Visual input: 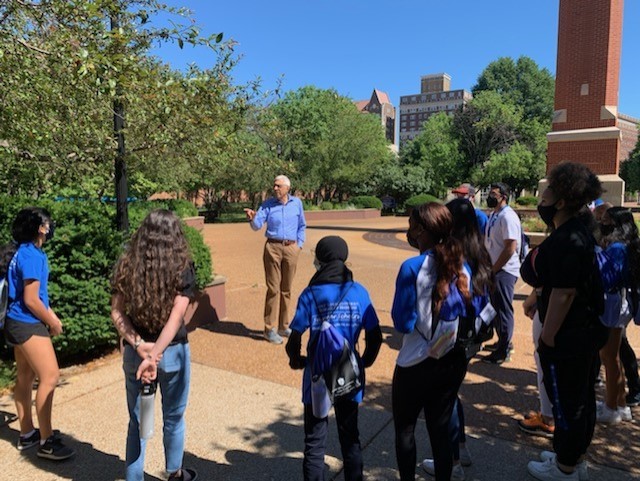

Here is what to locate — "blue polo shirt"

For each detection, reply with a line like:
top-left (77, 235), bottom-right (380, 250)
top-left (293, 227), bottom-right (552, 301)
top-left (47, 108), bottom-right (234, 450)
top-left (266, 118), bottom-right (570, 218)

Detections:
top-left (250, 196), bottom-right (306, 247)
top-left (290, 281), bottom-right (380, 404)
top-left (7, 243), bottom-right (50, 324)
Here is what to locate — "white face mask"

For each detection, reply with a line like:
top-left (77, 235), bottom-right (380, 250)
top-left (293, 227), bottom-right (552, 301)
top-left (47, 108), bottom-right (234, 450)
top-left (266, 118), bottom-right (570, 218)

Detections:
top-left (313, 258), bottom-right (322, 271)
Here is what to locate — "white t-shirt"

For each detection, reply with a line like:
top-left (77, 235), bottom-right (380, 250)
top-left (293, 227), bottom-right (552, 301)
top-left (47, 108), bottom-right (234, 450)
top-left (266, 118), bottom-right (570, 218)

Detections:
top-left (484, 205), bottom-right (522, 277)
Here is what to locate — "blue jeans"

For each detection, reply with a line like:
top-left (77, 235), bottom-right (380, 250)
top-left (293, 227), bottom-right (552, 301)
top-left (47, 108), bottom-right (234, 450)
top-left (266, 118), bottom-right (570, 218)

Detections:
top-left (123, 343), bottom-right (191, 481)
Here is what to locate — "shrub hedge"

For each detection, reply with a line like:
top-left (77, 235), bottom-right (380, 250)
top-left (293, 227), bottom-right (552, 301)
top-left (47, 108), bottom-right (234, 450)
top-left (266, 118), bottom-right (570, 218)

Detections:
top-left (349, 196), bottom-right (383, 210)
top-left (515, 196), bottom-right (538, 207)
top-left (404, 194), bottom-right (441, 212)
top-left (0, 196), bottom-right (212, 361)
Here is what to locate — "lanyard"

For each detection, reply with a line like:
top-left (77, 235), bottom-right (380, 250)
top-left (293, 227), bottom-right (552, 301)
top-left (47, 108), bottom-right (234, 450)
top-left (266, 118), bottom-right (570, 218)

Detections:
top-left (487, 206), bottom-right (506, 238)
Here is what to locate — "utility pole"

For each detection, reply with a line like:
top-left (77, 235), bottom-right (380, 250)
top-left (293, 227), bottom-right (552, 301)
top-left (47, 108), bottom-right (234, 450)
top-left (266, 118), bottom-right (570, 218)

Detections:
top-left (111, 11), bottom-right (129, 232)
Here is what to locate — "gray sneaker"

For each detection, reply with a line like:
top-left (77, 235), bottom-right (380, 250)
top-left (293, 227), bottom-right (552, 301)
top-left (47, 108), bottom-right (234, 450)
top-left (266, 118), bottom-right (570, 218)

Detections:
top-left (278, 328), bottom-right (292, 338)
top-left (264, 329), bottom-right (283, 344)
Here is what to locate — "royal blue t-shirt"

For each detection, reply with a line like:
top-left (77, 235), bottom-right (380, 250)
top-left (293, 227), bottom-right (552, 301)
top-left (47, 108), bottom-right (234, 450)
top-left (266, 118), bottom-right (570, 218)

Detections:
top-left (290, 281), bottom-right (380, 404)
top-left (7, 243), bottom-right (50, 324)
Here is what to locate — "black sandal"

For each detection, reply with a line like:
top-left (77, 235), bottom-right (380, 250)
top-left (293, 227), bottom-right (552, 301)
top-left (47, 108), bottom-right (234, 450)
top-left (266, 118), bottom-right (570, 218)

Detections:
top-left (168, 468), bottom-right (197, 481)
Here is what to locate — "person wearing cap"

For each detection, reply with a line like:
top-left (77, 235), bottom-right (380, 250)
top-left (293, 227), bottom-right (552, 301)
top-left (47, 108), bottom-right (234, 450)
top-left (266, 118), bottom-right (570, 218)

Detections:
top-left (286, 235), bottom-right (382, 481)
top-left (245, 175), bottom-right (307, 344)
top-left (452, 183), bottom-right (488, 235)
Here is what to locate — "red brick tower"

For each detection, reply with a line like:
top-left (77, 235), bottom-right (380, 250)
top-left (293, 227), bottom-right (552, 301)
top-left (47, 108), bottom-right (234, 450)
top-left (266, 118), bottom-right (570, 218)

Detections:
top-left (545, 0), bottom-right (625, 203)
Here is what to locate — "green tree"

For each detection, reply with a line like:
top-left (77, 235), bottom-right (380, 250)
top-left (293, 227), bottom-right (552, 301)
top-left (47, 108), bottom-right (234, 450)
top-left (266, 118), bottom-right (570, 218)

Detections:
top-left (0, 0), bottom-right (231, 200)
top-left (401, 113), bottom-right (465, 197)
top-left (270, 86), bottom-right (391, 202)
top-left (453, 90), bottom-right (522, 169)
top-left (475, 141), bottom-right (545, 196)
top-left (621, 133), bottom-right (640, 192)
top-left (473, 56), bottom-right (555, 123)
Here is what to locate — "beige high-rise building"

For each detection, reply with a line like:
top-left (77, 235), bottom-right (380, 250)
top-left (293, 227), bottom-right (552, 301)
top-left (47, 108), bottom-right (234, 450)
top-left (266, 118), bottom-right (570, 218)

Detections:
top-left (399, 73), bottom-right (472, 148)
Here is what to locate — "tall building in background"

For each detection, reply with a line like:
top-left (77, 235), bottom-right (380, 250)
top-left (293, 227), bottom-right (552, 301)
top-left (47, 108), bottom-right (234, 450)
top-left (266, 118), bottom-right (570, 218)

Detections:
top-left (355, 89), bottom-right (396, 145)
top-left (398, 73), bottom-right (472, 148)
top-left (619, 113), bottom-right (639, 162)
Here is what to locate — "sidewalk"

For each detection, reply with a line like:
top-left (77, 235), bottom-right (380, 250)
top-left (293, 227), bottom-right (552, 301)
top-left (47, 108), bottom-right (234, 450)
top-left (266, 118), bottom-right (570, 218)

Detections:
top-left (1, 217), bottom-right (638, 480)
top-left (0, 358), bottom-right (634, 480)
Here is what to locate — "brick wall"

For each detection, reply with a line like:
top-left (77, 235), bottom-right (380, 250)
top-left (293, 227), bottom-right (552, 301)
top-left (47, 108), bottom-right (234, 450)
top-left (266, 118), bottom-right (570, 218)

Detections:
top-left (553, 0), bottom-right (623, 132)
top-left (547, 139), bottom-right (620, 175)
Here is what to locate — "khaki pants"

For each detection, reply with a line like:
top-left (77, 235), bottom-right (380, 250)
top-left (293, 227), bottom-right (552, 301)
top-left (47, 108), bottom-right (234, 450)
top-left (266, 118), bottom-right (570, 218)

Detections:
top-left (263, 241), bottom-right (301, 331)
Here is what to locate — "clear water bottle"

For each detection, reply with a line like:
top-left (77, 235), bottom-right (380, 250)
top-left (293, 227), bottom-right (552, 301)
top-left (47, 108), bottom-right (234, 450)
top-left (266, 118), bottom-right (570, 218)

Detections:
top-left (139, 381), bottom-right (157, 439)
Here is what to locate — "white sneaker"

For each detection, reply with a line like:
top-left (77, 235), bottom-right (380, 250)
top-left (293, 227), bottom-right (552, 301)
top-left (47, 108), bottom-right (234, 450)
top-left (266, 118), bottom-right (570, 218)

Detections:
top-left (540, 451), bottom-right (589, 481)
top-left (596, 404), bottom-right (622, 424)
top-left (421, 458), bottom-right (465, 480)
top-left (618, 405), bottom-right (632, 421)
top-left (459, 444), bottom-right (472, 467)
top-left (527, 458), bottom-right (578, 480)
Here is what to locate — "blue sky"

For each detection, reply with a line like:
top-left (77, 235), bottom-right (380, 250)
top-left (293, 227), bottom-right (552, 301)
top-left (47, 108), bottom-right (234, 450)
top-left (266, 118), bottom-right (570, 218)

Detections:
top-left (155, 0), bottom-right (640, 118)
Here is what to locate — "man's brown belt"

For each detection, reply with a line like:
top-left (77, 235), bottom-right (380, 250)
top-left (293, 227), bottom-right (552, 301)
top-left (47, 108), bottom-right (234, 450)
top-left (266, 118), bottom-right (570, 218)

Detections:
top-left (267, 238), bottom-right (296, 246)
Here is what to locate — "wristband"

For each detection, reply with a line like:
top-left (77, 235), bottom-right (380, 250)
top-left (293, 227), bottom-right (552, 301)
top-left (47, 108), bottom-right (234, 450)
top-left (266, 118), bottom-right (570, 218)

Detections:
top-left (134, 338), bottom-right (144, 350)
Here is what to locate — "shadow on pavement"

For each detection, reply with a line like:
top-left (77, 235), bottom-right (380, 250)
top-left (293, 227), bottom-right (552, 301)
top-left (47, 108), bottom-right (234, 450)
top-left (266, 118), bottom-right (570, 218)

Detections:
top-left (0, 423), bottom-right (154, 481)
top-left (199, 318), bottom-right (264, 342)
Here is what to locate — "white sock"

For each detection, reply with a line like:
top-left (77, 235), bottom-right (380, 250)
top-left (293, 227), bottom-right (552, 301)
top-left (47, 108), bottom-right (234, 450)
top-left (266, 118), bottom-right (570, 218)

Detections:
top-left (20, 429), bottom-right (36, 439)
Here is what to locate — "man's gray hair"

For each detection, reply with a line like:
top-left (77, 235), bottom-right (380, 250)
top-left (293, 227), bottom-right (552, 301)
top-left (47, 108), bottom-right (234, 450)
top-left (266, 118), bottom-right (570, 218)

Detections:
top-left (275, 175), bottom-right (291, 187)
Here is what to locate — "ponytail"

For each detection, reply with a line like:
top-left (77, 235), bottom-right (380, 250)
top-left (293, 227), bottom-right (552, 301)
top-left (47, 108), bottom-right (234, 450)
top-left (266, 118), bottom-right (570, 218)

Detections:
top-left (432, 237), bottom-right (471, 318)
top-left (0, 242), bottom-right (18, 278)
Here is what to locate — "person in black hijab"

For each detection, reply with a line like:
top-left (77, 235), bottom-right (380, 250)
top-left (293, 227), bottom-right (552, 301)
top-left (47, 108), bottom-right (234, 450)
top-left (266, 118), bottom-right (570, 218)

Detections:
top-left (286, 235), bottom-right (382, 481)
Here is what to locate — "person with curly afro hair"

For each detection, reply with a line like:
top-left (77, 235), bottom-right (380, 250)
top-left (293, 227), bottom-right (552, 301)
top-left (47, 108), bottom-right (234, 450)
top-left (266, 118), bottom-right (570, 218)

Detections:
top-left (523, 162), bottom-right (608, 481)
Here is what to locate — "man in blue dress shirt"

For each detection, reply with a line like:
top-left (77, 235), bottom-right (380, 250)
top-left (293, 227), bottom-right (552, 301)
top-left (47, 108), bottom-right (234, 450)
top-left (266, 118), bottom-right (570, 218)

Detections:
top-left (452, 183), bottom-right (488, 236)
top-left (245, 175), bottom-right (307, 344)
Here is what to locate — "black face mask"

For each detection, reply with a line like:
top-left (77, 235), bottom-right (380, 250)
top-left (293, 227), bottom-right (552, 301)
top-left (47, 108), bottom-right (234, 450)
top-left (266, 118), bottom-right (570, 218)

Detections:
top-left (407, 231), bottom-right (419, 249)
top-left (486, 196), bottom-right (499, 208)
top-left (599, 223), bottom-right (615, 237)
top-left (45, 223), bottom-right (55, 241)
top-left (537, 203), bottom-right (557, 227)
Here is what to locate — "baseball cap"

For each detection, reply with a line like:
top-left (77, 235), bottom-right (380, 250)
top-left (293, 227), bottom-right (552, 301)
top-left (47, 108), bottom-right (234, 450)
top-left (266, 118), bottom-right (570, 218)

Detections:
top-left (452, 183), bottom-right (475, 196)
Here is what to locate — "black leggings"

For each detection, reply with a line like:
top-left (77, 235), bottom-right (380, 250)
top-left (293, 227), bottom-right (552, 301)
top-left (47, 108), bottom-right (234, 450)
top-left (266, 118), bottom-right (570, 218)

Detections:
top-left (392, 348), bottom-right (468, 481)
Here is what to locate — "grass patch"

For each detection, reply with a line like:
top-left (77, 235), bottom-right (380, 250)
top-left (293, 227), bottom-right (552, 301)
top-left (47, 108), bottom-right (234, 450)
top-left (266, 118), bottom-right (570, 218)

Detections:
top-left (0, 359), bottom-right (16, 392)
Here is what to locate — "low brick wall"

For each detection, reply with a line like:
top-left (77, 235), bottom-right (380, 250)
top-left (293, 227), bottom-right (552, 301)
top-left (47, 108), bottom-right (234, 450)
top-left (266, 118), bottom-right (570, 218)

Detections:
top-left (185, 275), bottom-right (227, 329)
top-left (183, 216), bottom-right (205, 231)
top-left (304, 208), bottom-right (380, 221)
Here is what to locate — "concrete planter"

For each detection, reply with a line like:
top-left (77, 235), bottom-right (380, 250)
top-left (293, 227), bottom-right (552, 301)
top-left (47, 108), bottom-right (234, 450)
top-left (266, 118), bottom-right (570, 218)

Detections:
top-left (304, 208), bottom-right (380, 221)
top-left (183, 216), bottom-right (205, 231)
top-left (185, 275), bottom-right (227, 330)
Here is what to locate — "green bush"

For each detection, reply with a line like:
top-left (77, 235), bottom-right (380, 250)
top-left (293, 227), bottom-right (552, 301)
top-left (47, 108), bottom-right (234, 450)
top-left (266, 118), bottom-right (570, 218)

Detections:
top-left (183, 225), bottom-right (213, 289)
top-left (222, 202), bottom-right (252, 214)
top-left (166, 199), bottom-right (199, 218)
top-left (320, 202), bottom-right (335, 210)
top-left (0, 196), bottom-right (213, 361)
top-left (404, 194), bottom-right (441, 212)
top-left (515, 196), bottom-right (538, 207)
top-left (521, 216), bottom-right (547, 233)
top-left (350, 196), bottom-right (383, 209)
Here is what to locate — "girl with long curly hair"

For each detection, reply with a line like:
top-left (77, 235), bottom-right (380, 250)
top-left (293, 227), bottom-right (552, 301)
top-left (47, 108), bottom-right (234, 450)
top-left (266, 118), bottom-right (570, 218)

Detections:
top-left (391, 202), bottom-right (471, 481)
top-left (111, 209), bottom-right (197, 481)
top-left (1, 207), bottom-right (74, 460)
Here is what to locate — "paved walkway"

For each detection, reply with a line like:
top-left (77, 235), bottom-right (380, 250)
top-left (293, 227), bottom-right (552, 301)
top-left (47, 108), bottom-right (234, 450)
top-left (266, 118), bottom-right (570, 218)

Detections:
top-left (1, 217), bottom-right (639, 480)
